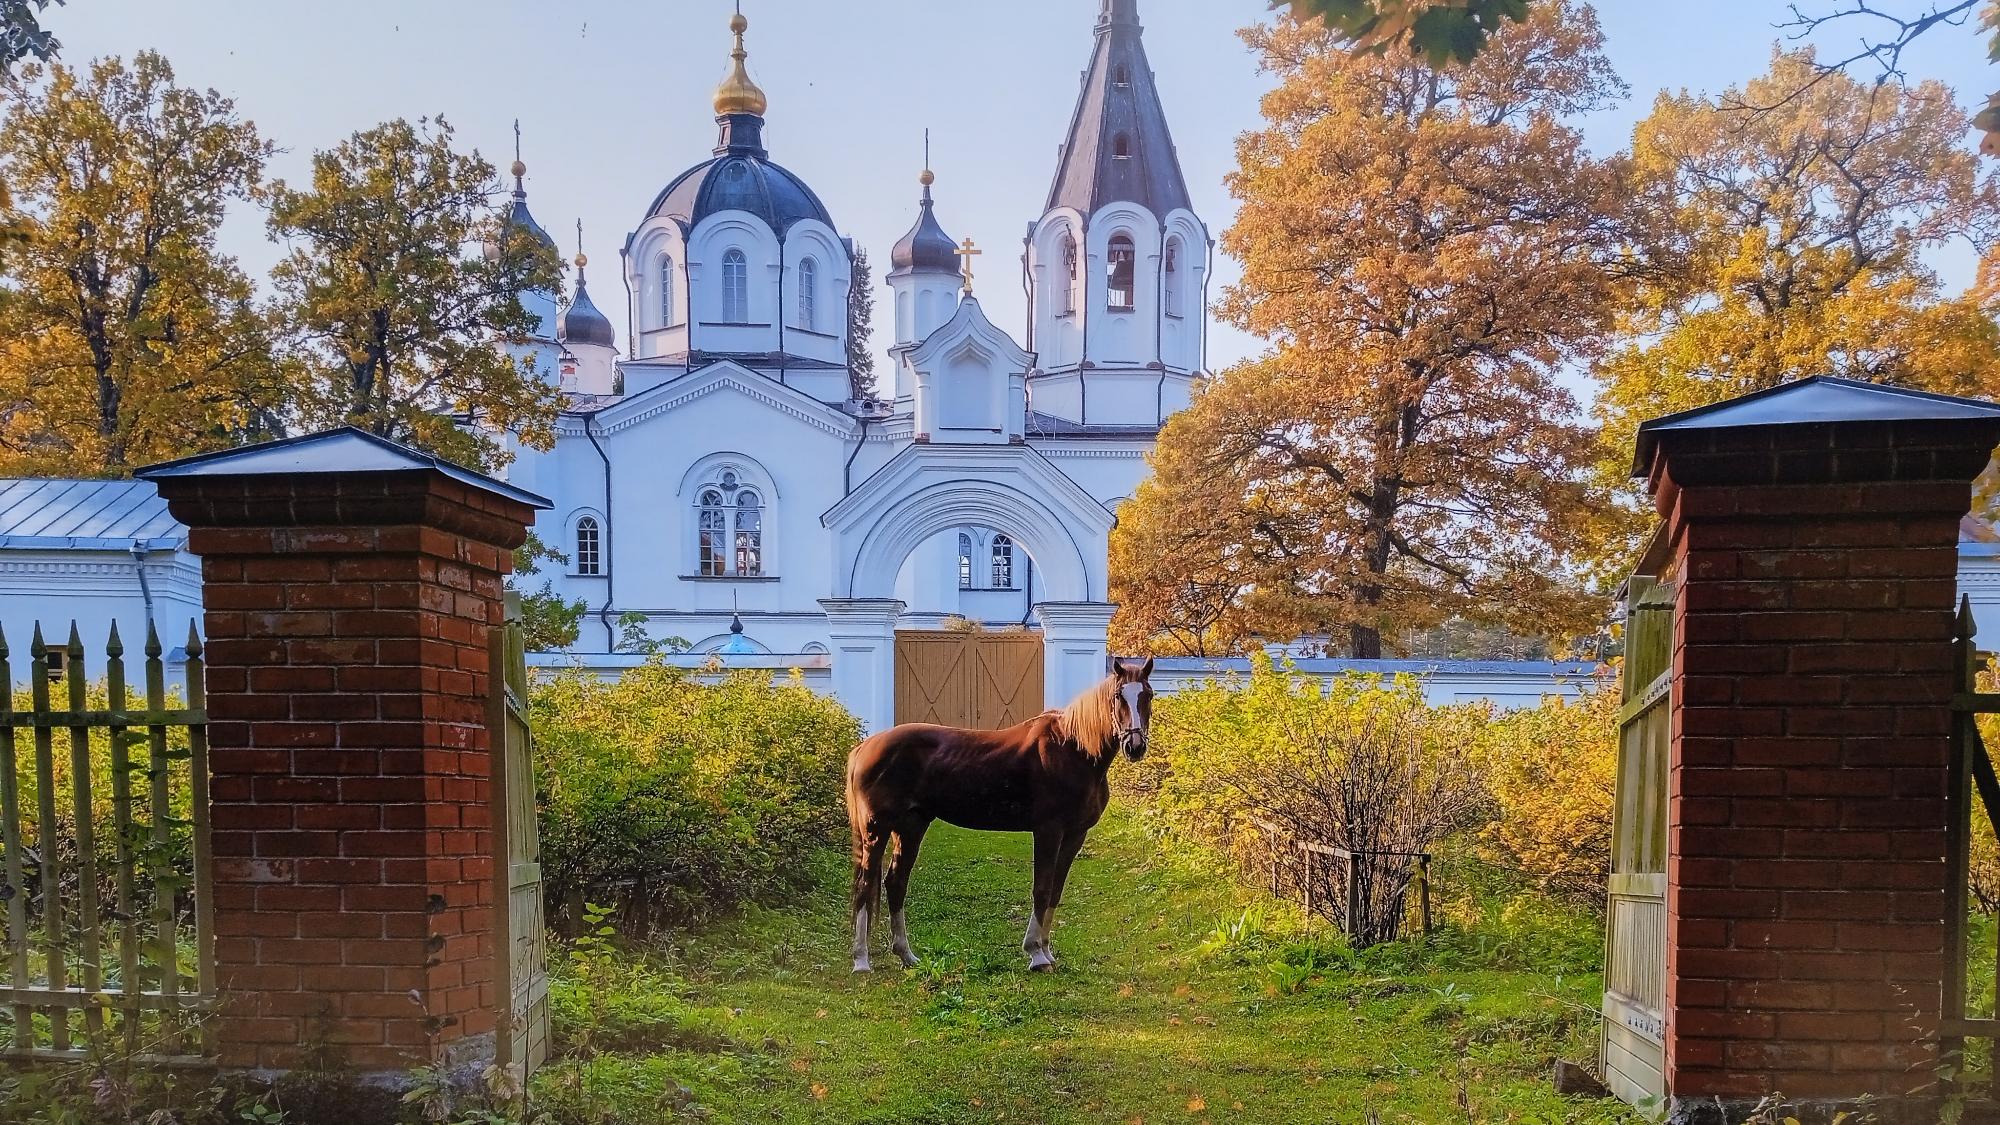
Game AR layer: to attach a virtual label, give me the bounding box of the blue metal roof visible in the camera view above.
[0,478,185,550]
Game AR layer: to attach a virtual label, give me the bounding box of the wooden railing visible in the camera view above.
[1249,815,1433,944]
[1944,597,2000,1099]
[0,621,213,1063]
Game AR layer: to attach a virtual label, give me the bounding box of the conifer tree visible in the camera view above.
[847,246,878,399]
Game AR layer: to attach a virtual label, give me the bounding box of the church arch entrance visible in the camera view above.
[820,445,1117,732]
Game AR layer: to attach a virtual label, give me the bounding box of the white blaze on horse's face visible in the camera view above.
[1115,658,1154,761]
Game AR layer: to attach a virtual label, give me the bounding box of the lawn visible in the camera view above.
[532,810,1643,1124]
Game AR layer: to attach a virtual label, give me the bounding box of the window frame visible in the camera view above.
[573,515,602,576]
[797,256,817,332]
[721,248,749,323]
[958,533,974,590]
[659,254,677,327]
[1106,234,1137,312]
[991,534,1015,590]
[733,489,764,577]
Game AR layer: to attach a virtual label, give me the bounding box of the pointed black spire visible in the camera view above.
[1048,0,1191,217]
[559,219,615,348]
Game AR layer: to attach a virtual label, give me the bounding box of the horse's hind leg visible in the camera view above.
[1026,828,1061,971]
[886,818,931,968]
[851,819,889,973]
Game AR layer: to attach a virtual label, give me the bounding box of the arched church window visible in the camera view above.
[659,255,676,327]
[734,490,764,577]
[1059,235,1079,316]
[574,516,601,576]
[798,256,818,331]
[721,248,749,323]
[991,535,1015,589]
[1107,234,1136,311]
[1113,133,1131,159]
[1163,237,1183,319]
[958,533,974,590]
[698,490,728,576]
[1114,64,1131,87]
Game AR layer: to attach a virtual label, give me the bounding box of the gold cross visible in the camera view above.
[955,237,981,296]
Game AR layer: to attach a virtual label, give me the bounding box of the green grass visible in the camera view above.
[532,810,1643,1124]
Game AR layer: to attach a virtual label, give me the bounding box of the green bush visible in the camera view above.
[530,660,860,933]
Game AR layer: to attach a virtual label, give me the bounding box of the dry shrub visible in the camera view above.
[1145,654,1488,945]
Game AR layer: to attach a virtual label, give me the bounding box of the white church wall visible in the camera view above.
[687,211,783,356]
[1029,443,1152,508]
[1026,209,1087,371]
[1159,209,1208,374]
[626,220,690,360]
[0,548,202,691]
[779,220,850,367]
[1083,204,1162,371]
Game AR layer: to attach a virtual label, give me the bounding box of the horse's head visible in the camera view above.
[1112,657,1154,761]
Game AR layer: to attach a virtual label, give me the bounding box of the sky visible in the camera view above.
[43,0,2000,376]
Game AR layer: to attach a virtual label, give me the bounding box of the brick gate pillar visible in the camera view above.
[138,428,548,1076]
[1637,378,2000,1122]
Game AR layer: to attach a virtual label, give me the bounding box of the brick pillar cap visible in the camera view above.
[1631,375,2000,477]
[135,426,550,512]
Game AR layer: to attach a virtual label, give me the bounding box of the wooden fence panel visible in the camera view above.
[0,620,212,1064]
[896,630,1044,730]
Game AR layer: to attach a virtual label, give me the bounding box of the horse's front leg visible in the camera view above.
[1026,828,1061,971]
[1032,829,1088,969]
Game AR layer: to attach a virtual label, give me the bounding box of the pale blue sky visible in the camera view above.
[46,0,2000,375]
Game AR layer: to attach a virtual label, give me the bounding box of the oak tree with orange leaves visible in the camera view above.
[1111,3,1633,659]
[1583,49,2000,580]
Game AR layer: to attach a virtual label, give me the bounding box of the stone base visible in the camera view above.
[1666,1094,1936,1125]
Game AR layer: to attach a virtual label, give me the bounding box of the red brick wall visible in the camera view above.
[1647,419,1999,1108]
[156,469,532,1073]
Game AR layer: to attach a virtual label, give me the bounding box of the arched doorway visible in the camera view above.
[820,445,1116,732]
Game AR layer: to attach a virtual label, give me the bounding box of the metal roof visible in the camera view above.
[1631,375,2000,475]
[0,478,185,550]
[558,273,616,348]
[1045,0,1193,218]
[1025,410,1159,439]
[889,181,958,278]
[136,427,552,510]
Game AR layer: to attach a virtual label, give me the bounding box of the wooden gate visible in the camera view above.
[0,620,214,1062]
[894,629,1044,730]
[1943,596,2000,1102]
[487,595,549,1075]
[1602,573,1672,1106]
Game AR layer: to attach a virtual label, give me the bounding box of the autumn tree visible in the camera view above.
[847,245,877,399]
[1111,4,1631,660]
[0,0,62,73]
[0,51,280,477]
[266,116,564,470]
[1285,0,1533,64]
[1584,49,2000,577]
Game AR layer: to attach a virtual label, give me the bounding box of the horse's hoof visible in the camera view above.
[852,958,872,973]
[895,950,919,968]
[1028,949,1056,972]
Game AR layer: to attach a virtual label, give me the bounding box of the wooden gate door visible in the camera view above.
[894,630,1044,729]
[1601,574,1672,1106]
[488,595,550,1074]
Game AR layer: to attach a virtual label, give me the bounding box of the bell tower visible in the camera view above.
[1021,0,1210,428]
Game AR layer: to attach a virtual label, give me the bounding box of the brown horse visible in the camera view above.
[845,657,1154,972]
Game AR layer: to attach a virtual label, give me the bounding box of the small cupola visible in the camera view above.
[558,240,615,350]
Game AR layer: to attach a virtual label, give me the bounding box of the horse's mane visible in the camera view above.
[1055,675,1118,759]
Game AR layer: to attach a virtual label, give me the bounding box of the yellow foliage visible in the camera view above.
[1586,47,2000,577]
[1477,686,1617,899]
[1111,4,1628,659]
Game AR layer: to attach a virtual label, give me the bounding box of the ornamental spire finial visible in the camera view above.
[713,4,769,117]
[510,118,525,187]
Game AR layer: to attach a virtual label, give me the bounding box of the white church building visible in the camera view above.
[477,0,1207,729]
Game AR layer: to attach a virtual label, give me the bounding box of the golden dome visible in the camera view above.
[919,168,935,187]
[510,158,526,178]
[713,11,768,117]
[574,251,588,269]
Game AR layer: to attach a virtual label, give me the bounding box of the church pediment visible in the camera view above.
[903,298,1032,444]
[578,359,857,439]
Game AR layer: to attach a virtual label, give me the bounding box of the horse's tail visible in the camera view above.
[846,740,885,917]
